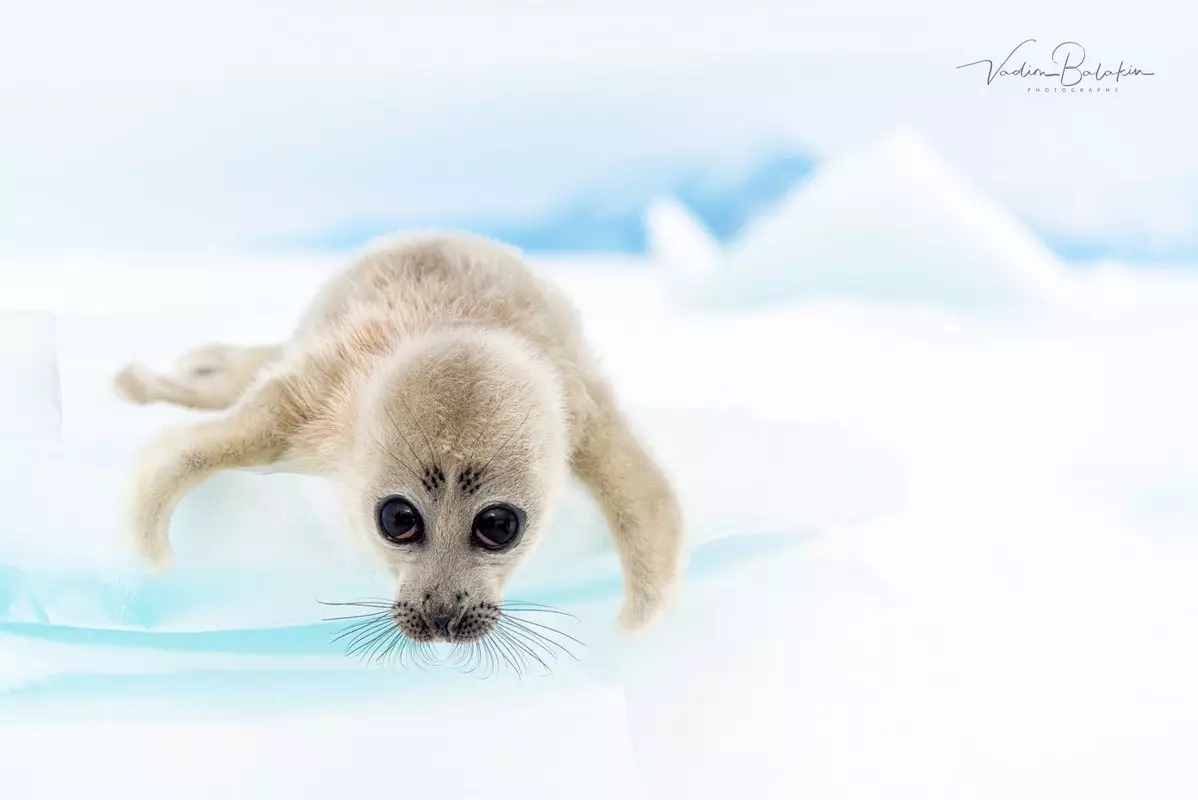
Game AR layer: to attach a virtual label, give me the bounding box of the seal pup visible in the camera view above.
[114,232,683,642]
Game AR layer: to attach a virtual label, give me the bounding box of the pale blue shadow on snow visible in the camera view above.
[0,530,808,716]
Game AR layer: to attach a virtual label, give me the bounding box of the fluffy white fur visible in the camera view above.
[115,232,684,638]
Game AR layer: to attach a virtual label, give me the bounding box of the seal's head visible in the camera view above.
[343,326,569,643]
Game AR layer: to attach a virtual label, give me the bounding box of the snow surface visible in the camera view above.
[0,274,899,633]
[0,312,60,438]
[2,154,1198,797]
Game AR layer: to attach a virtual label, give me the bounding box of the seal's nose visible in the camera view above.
[431,613,453,637]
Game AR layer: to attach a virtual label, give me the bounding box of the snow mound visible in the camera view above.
[644,197,720,282]
[673,128,1071,311]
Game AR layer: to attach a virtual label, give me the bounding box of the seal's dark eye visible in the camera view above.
[472,505,522,550]
[377,496,424,544]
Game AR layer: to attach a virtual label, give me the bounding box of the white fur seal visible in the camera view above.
[114,232,683,644]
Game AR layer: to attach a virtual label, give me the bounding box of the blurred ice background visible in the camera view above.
[2,1,1197,798]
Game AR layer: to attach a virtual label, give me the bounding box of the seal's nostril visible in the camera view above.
[432,614,452,636]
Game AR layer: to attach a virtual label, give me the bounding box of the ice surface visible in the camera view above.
[0,292,903,633]
[2,188,1198,798]
[0,312,60,437]
[664,129,1074,312]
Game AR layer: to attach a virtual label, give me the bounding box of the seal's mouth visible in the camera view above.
[317,598,584,676]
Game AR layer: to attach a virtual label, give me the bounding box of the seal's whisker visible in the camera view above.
[483,627,522,670]
[385,632,410,668]
[498,618,581,663]
[450,642,473,673]
[328,607,392,624]
[368,629,402,666]
[466,400,505,462]
[381,403,430,473]
[404,639,423,670]
[344,615,399,649]
[472,443,542,492]
[498,623,572,664]
[475,408,533,481]
[346,623,397,658]
[400,395,440,467]
[447,641,472,671]
[367,428,427,486]
[464,642,489,677]
[369,625,407,664]
[404,641,422,670]
[492,626,553,676]
[334,616,393,647]
[316,598,396,608]
[357,629,388,663]
[500,615,587,648]
[333,609,393,622]
[479,637,501,679]
[323,611,392,622]
[398,638,416,672]
[332,619,391,646]
[483,641,501,679]
[471,462,525,491]
[500,603,579,620]
[517,626,582,661]
[332,609,391,626]
[384,636,406,672]
[486,628,525,677]
[464,640,481,677]
[416,642,437,671]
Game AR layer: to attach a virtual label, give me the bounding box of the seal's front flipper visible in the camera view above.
[572,378,685,637]
[125,380,291,569]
